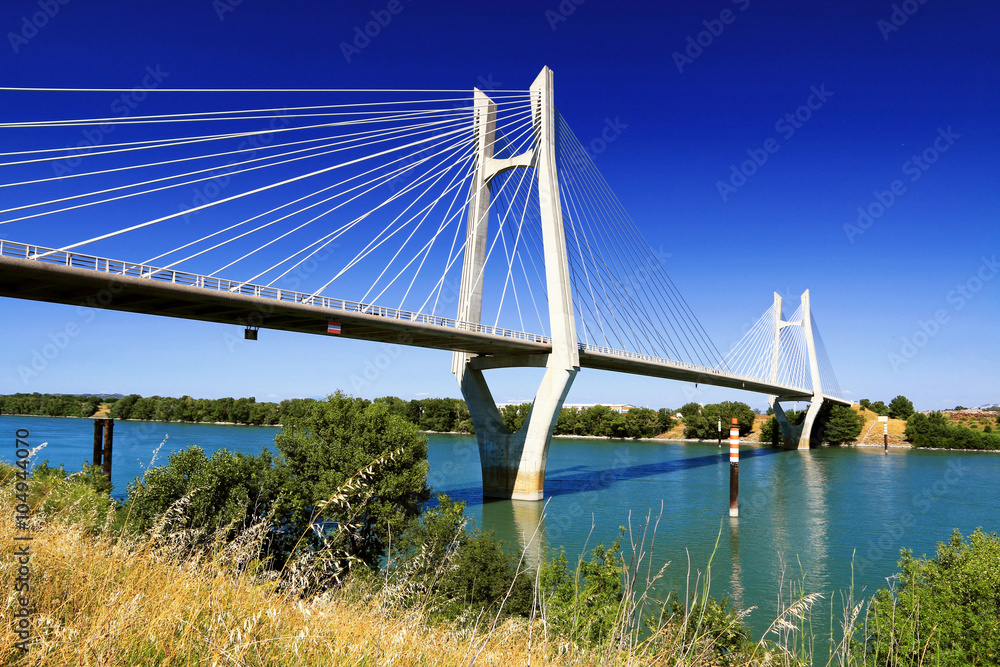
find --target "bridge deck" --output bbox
[0,241,840,403]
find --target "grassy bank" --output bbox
[0,461,779,666]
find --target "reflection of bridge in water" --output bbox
[0,67,847,501]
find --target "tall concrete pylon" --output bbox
[452,66,579,501]
[768,289,827,449]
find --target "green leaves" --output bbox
[863,528,1000,665]
[821,405,865,445]
[681,402,756,440]
[273,391,429,569]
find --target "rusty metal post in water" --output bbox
[92,418,114,479]
[93,420,104,468]
[103,419,114,478]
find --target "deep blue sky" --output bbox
[1,0,997,410]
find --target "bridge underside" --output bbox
[0,255,834,404]
[0,256,549,357]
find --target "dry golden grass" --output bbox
[0,465,770,667]
[1,514,614,666]
[853,407,908,447]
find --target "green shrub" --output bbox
[391,493,532,619]
[905,412,1000,450]
[862,528,1000,665]
[821,405,864,445]
[272,392,429,570]
[539,537,626,645]
[759,415,781,445]
[0,460,115,531]
[121,446,282,544]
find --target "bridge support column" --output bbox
[771,396,827,449]
[459,360,576,500]
[768,289,835,449]
[452,66,578,501]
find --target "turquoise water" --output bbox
[3,415,997,645]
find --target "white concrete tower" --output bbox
[452,66,579,500]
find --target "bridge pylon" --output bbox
[768,289,832,449]
[452,66,578,501]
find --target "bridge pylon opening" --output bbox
[767,289,839,449]
[452,66,578,501]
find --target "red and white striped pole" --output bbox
[729,417,739,518]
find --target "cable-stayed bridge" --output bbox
[0,67,848,500]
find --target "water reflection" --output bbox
[798,451,830,590]
[481,499,546,569]
[728,518,743,609]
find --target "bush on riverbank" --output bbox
[861,528,1000,665]
[905,411,1000,450]
[119,392,429,585]
[822,405,865,445]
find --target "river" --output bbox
[2,415,997,648]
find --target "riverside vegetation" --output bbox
[8,391,999,450]
[0,393,673,440]
[3,392,999,664]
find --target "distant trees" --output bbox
[888,395,915,420]
[4,390,671,440]
[760,409,805,447]
[657,408,675,433]
[500,403,532,432]
[905,411,1000,450]
[868,400,889,416]
[405,397,471,433]
[681,402,755,440]
[0,393,103,418]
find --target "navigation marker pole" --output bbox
[729,417,739,518]
[879,415,889,454]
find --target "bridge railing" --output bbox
[1,239,811,395]
[0,239,552,344]
[577,342,811,394]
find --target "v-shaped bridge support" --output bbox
[768,290,832,449]
[452,66,579,500]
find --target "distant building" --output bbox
[563,402,636,414]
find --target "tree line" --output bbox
[906,411,1000,450]
[0,393,103,418]
[0,392,677,439]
